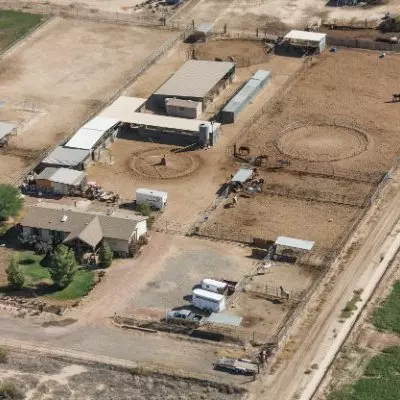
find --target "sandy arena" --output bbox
[0,17,176,184]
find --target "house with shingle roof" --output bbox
[19,203,147,257]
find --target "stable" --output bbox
[274,236,315,257]
[119,112,221,146]
[150,60,235,110]
[283,30,327,54]
[99,96,147,119]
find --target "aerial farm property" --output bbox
[1,1,400,399]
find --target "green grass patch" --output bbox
[372,280,400,333]
[328,346,400,400]
[0,10,45,50]
[49,270,94,300]
[340,290,362,319]
[6,250,95,301]
[18,251,50,284]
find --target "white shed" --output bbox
[283,30,327,54]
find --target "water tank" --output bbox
[199,123,209,147]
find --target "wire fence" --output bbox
[327,35,400,52]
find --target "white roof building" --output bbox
[284,30,327,42]
[119,112,219,134]
[99,96,147,119]
[275,236,315,251]
[36,167,86,186]
[65,116,119,150]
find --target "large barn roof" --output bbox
[153,60,235,99]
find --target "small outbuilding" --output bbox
[35,167,87,196]
[283,30,327,54]
[165,98,202,119]
[40,146,91,171]
[274,236,315,257]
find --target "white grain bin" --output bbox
[136,188,168,210]
[201,278,227,294]
[191,288,226,313]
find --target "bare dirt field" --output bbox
[0,17,175,184]
[130,237,256,314]
[0,350,246,399]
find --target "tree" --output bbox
[48,244,77,289]
[0,184,24,222]
[5,256,25,290]
[98,241,113,268]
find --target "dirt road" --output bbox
[250,169,400,399]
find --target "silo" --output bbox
[199,123,209,147]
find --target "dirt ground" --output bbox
[88,41,302,229]
[197,49,400,254]
[0,17,175,184]
[170,0,396,32]
[0,350,246,399]
[129,236,256,316]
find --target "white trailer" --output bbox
[192,288,226,313]
[201,278,227,294]
[136,188,168,210]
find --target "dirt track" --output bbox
[249,161,400,399]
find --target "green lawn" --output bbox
[0,10,45,50]
[18,251,50,284]
[49,270,94,300]
[13,251,95,301]
[372,280,400,333]
[328,347,400,400]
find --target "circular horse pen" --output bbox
[276,121,369,163]
[129,147,201,180]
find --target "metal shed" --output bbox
[41,146,91,170]
[231,168,253,183]
[150,60,235,108]
[275,236,315,253]
[283,30,327,54]
[220,70,271,124]
[35,167,87,195]
[165,98,202,119]
[65,116,119,151]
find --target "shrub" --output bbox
[136,202,152,217]
[0,347,8,363]
[0,184,23,222]
[5,255,25,290]
[0,382,22,399]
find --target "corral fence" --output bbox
[327,35,400,52]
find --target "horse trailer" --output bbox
[201,278,227,294]
[192,288,226,313]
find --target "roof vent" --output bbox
[61,215,68,222]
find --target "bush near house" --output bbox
[5,255,25,290]
[98,241,113,268]
[0,184,23,222]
